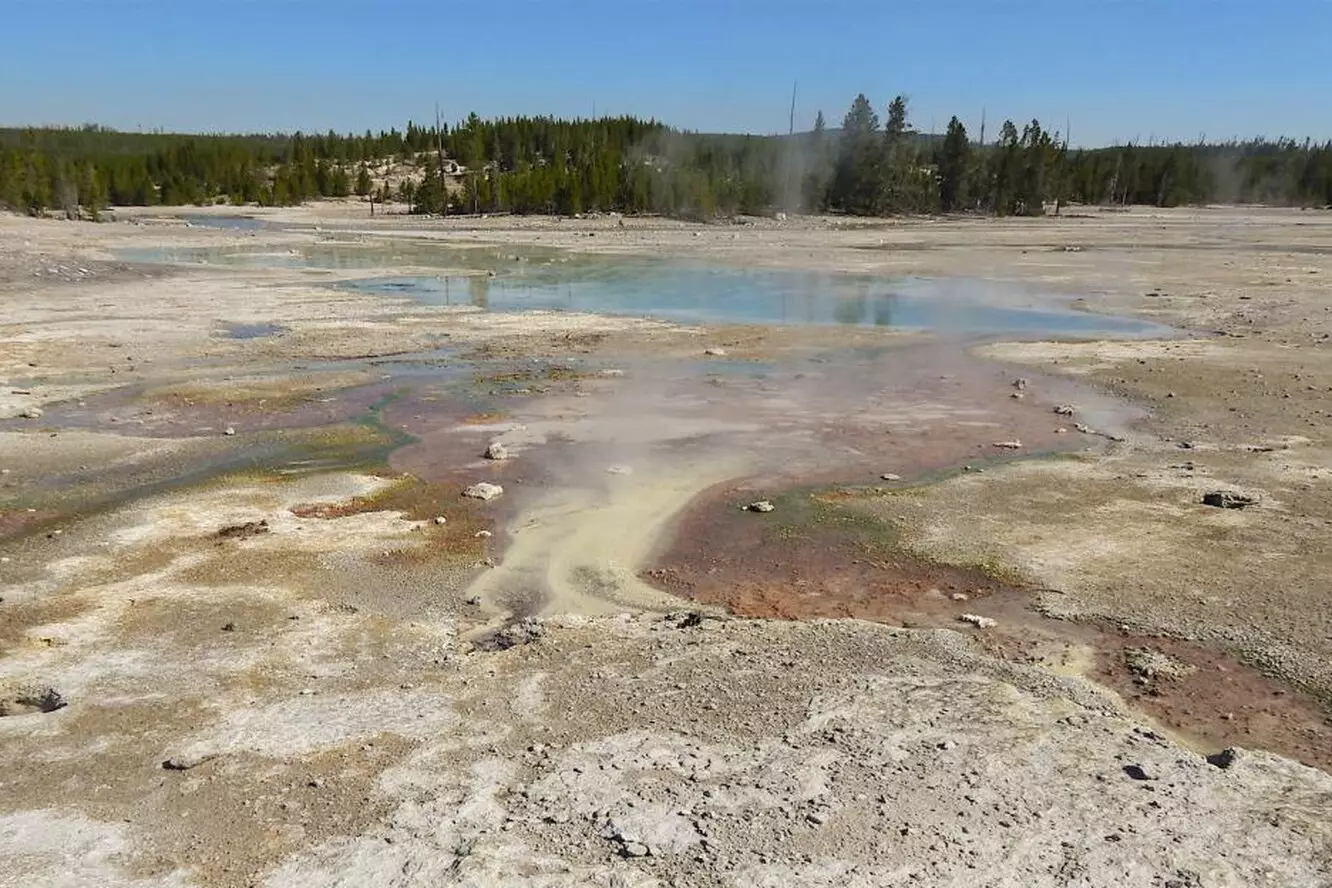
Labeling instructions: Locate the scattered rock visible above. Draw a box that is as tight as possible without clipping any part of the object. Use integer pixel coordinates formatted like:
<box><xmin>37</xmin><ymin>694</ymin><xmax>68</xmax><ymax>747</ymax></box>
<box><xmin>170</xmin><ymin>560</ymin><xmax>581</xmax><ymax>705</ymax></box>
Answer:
<box><xmin>486</xmin><ymin>617</ymin><xmax>546</xmax><ymax>650</ymax></box>
<box><xmin>1206</xmin><ymin>748</ymin><xmax>1241</xmax><ymax>770</ymax></box>
<box><xmin>1053</xmin><ymin>404</ymin><xmax>1076</xmax><ymax>416</ymax></box>
<box><xmin>950</xmin><ymin>592</ymin><xmax>969</xmax><ymax>602</ymax></box>
<box><xmin>1012</xmin><ymin>378</ymin><xmax>1028</xmax><ymax>391</ymax></box>
<box><xmin>17</xmin><ymin>407</ymin><xmax>42</xmax><ymax>419</ymax></box>
<box><xmin>806</xmin><ymin>812</ymin><xmax>828</xmax><ymax>825</ymax></box>
<box><xmin>220</xmin><ymin>622</ymin><xmax>236</xmax><ymax>632</ymax></box>
<box><xmin>215</xmin><ymin>519</ymin><xmax>270</xmax><ymax>540</ymax></box>
<box><xmin>1124</xmin><ymin>648</ymin><xmax>1197</xmax><ymax>682</ymax></box>
<box><xmin>483</xmin><ymin>442</ymin><xmax>511</xmax><ymax>461</ymax></box>
<box><xmin>1202</xmin><ymin>490</ymin><xmax>1259</xmax><ymax>509</ymax></box>
<box><xmin>992</xmin><ymin>440</ymin><xmax>1023</xmax><ymax>449</ymax></box>
<box><xmin>880</xmin><ymin>473</ymin><xmax>902</xmax><ymax>481</ymax></box>
<box><xmin>622</xmin><ymin>842</ymin><xmax>651</xmax><ymax>858</ymax></box>
<box><xmin>223</xmin><ymin>426</ymin><xmax>236</xmax><ymax>436</ymax></box>
<box><xmin>433</xmin><ymin>516</ymin><xmax>448</xmax><ymax>526</ymax></box>
<box><xmin>958</xmin><ymin>614</ymin><xmax>997</xmax><ymax>629</ymax></box>
<box><xmin>703</xmin><ymin>347</ymin><xmax>727</xmax><ymax>357</ymax></box>
<box><xmin>465</xmin><ymin>595</ymin><xmax>482</xmax><ymax>606</ymax></box>
<box><xmin>475</xmin><ymin>529</ymin><xmax>493</xmax><ymax>538</ymax></box>
<box><xmin>462</xmin><ymin>482</ymin><xmax>504</xmax><ymax>501</ymax></box>
<box><xmin>746</xmin><ymin>500</ymin><xmax>775</xmax><ymax>513</ymax></box>
<box><xmin>674</xmin><ymin>612</ymin><xmax>704</xmax><ymax>629</ymax></box>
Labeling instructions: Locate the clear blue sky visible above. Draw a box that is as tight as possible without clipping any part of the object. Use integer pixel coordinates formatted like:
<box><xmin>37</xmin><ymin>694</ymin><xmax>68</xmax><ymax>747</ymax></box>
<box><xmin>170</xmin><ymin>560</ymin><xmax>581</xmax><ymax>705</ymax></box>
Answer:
<box><xmin>2</xmin><ymin>0</ymin><xmax>1329</xmax><ymax>146</ymax></box>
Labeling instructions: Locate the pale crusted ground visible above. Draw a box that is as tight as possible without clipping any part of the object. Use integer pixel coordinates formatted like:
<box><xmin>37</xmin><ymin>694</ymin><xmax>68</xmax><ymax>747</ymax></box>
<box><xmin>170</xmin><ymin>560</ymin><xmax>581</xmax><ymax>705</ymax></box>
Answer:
<box><xmin>2</xmin><ymin>204</ymin><xmax>1332</xmax><ymax>886</ymax></box>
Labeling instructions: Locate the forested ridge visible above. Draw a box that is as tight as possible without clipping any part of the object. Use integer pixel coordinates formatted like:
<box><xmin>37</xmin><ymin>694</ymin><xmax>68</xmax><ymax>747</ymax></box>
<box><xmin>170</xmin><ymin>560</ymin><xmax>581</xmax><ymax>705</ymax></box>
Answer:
<box><xmin>3</xmin><ymin>94</ymin><xmax>1331</xmax><ymax>219</ymax></box>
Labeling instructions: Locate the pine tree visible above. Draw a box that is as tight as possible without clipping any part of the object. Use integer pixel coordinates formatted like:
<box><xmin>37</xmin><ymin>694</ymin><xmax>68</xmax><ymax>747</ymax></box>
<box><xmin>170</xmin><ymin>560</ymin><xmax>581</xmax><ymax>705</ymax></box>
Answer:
<box><xmin>355</xmin><ymin>164</ymin><xmax>372</xmax><ymax>197</ymax></box>
<box><xmin>938</xmin><ymin>117</ymin><xmax>970</xmax><ymax>212</ymax></box>
<box><xmin>831</xmin><ymin>94</ymin><xmax>881</xmax><ymax>214</ymax></box>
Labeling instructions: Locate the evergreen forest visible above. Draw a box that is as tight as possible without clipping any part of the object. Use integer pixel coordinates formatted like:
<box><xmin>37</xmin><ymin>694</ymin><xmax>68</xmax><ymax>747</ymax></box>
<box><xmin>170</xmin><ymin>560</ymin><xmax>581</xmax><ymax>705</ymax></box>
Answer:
<box><xmin>3</xmin><ymin>95</ymin><xmax>1331</xmax><ymax>220</ymax></box>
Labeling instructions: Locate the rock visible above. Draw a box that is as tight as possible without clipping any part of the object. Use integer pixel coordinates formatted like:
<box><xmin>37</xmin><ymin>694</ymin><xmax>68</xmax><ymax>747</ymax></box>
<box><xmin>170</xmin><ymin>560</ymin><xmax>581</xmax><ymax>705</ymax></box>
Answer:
<box><xmin>475</xmin><ymin>530</ymin><xmax>493</xmax><ymax>538</ymax></box>
<box><xmin>958</xmin><ymin>613</ymin><xmax>997</xmax><ymax>629</ymax></box>
<box><xmin>1124</xmin><ymin>648</ymin><xmax>1196</xmax><ymax>681</ymax></box>
<box><xmin>1053</xmin><ymin>404</ymin><xmax>1076</xmax><ymax>416</ymax></box>
<box><xmin>806</xmin><ymin>812</ymin><xmax>827</xmax><ymax>825</ymax></box>
<box><xmin>487</xmin><ymin>617</ymin><xmax>546</xmax><ymax>650</ymax></box>
<box><xmin>880</xmin><ymin>473</ymin><xmax>902</xmax><ymax>481</ymax></box>
<box><xmin>606</xmin><ymin>465</ymin><xmax>633</xmax><ymax>475</ymax></box>
<box><xmin>747</xmin><ymin>500</ymin><xmax>775</xmax><ymax>513</ymax></box>
<box><xmin>704</xmin><ymin>347</ymin><xmax>727</xmax><ymax>357</ymax></box>
<box><xmin>215</xmin><ymin>519</ymin><xmax>269</xmax><ymax>540</ymax></box>
<box><xmin>1206</xmin><ymin>747</ymin><xmax>1240</xmax><ymax>770</ymax></box>
<box><xmin>221</xmin><ymin>622</ymin><xmax>236</xmax><ymax>632</ymax></box>
<box><xmin>992</xmin><ymin>440</ymin><xmax>1023</xmax><ymax>449</ymax></box>
<box><xmin>17</xmin><ymin>407</ymin><xmax>42</xmax><ymax>419</ymax></box>
<box><xmin>1123</xmin><ymin>764</ymin><xmax>1154</xmax><ymax>781</ymax></box>
<box><xmin>622</xmin><ymin>842</ymin><xmax>651</xmax><ymax>858</ymax></box>
<box><xmin>950</xmin><ymin>592</ymin><xmax>969</xmax><ymax>602</ymax></box>
<box><xmin>483</xmin><ymin>442</ymin><xmax>511</xmax><ymax>461</ymax></box>
<box><xmin>1202</xmin><ymin>490</ymin><xmax>1258</xmax><ymax>509</ymax></box>
<box><xmin>162</xmin><ymin>753</ymin><xmax>217</xmax><ymax>771</ymax></box>
<box><xmin>465</xmin><ymin>595</ymin><xmax>482</xmax><ymax>606</ymax></box>
<box><xmin>462</xmin><ymin>482</ymin><xmax>504</xmax><ymax>501</ymax></box>
<box><xmin>0</xmin><ymin>686</ymin><xmax>67</xmax><ymax>716</ymax></box>
<box><xmin>1012</xmin><ymin>378</ymin><xmax>1028</xmax><ymax>391</ymax></box>
<box><xmin>600</xmin><ymin>368</ymin><xmax>625</xmax><ymax>377</ymax></box>
<box><xmin>223</xmin><ymin>426</ymin><xmax>236</xmax><ymax>436</ymax></box>
<box><xmin>433</xmin><ymin>516</ymin><xmax>448</xmax><ymax>526</ymax></box>
<box><xmin>1010</xmin><ymin>392</ymin><xmax>1025</xmax><ymax>400</ymax></box>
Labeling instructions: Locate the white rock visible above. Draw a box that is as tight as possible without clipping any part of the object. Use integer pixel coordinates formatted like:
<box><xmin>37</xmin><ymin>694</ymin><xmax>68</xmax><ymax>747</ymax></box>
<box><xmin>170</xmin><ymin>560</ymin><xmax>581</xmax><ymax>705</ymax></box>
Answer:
<box><xmin>223</xmin><ymin>426</ymin><xmax>236</xmax><ymax>436</ymax></box>
<box><xmin>17</xmin><ymin>407</ymin><xmax>42</xmax><ymax>419</ymax></box>
<box><xmin>433</xmin><ymin>516</ymin><xmax>447</xmax><ymax>526</ymax></box>
<box><xmin>992</xmin><ymin>440</ymin><xmax>1023</xmax><ymax>449</ymax></box>
<box><xmin>462</xmin><ymin>482</ymin><xmax>504</xmax><ymax>501</ymax></box>
<box><xmin>880</xmin><ymin>473</ymin><xmax>902</xmax><ymax>481</ymax></box>
<box><xmin>703</xmin><ymin>347</ymin><xmax>727</xmax><ymax>357</ymax></box>
<box><xmin>475</xmin><ymin>530</ymin><xmax>493</xmax><ymax>538</ymax></box>
<box><xmin>484</xmin><ymin>441</ymin><xmax>511</xmax><ymax>461</ymax></box>
<box><xmin>606</xmin><ymin>465</ymin><xmax>633</xmax><ymax>475</ymax></box>
<box><xmin>959</xmin><ymin>613</ymin><xmax>997</xmax><ymax>629</ymax></box>
<box><xmin>747</xmin><ymin>501</ymin><xmax>775</xmax><ymax>513</ymax></box>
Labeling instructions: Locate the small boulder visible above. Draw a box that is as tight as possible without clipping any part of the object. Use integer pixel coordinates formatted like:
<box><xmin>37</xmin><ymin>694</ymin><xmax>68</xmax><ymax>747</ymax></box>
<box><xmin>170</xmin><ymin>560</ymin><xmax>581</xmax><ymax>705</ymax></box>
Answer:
<box><xmin>223</xmin><ymin>426</ymin><xmax>236</xmax><ymax>436</ymax></box>
<box><xmin>17</xmin><ymin>407</ymin><xmax>42</xmax><ymax>419</ymax></box>
<box><xmin>433</xmin><ymin>516</ymin><xmax>448</xmax><ymax>526</ymax></box>
<box><xmin>1202</xmin><ymin>491</ymin><xmax>1258</xmax><ymax>509</ymax></box>
<box><xmin>1053</xmin><ymin>404</ymin><xmax>1076</xmax><ymax>416</ymax></box>
<box><xmin>958</xmin><ymin>613</ymin><xmax>996</xmax><ymax>629</ymax></box>
<box><xmin>483</xmin><ymin>442</ymin><xmax>510</xmax><ymax>461</ymax></box>
<box><xmin>747</xmin><ymin>500</ymin><xmax>775</xmax><ymax>513</ymax></box>
<box><xmin>462</xmin><ymin>482</ymin><xmax>504</xmax><ymax>501</ymax></box>
<box><xmin>703</xmin><ymin>347</ymin><xmax>727</xmax><ymax>357</ymax></box>
<box><xmin>992</xmin><ymin>440</ymin><xmax>1023</xmax><ymax>449</ymax></box>
<box><xmin>880</xmin><ymin>473</ymin><xmax>902</xmax><ymax>481</ymax></box>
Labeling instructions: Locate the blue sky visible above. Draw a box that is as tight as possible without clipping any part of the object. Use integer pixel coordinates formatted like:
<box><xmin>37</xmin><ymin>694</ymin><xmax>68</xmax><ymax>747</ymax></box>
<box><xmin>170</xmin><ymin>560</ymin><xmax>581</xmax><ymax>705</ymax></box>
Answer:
<box><xmin>2</xmin><ymin>0</ymin><xmax>1329</xmax><ymax>146</ymax></box>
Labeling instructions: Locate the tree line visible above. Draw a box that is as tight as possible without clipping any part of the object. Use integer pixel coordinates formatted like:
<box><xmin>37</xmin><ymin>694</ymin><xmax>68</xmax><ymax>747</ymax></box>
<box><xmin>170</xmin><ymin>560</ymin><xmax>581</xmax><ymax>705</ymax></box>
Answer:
<box><xmin>3</xmin><ymin>101</ymin><xmax>1331</xmax><ymax>220</ymax></box>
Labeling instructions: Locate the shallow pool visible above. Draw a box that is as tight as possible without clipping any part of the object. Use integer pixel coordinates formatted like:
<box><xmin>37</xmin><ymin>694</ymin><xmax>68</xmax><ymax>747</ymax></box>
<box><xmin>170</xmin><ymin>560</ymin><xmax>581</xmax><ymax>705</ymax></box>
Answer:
<box><xmin>124</xmin><ymin>233</ymin><xmax>1174</xmax><ymax>338</ymax></box>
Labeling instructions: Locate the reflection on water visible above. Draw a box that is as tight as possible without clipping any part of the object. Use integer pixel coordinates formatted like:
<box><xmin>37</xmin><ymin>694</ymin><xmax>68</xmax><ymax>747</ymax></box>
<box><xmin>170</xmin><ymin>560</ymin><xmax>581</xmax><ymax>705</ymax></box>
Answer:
<box><xmin>123</xmin><ymin>233</ymin><xmax>1174</xmax><ymax>338</ymax></box>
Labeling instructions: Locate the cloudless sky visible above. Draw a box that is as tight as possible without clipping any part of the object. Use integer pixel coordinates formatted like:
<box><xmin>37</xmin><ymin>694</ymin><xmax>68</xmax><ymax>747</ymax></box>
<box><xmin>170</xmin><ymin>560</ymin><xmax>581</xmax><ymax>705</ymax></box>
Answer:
<box><xmin>2</xmin><ymin>0</ymin><xmax>1329</xmax><ymax>146</ymax></box>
